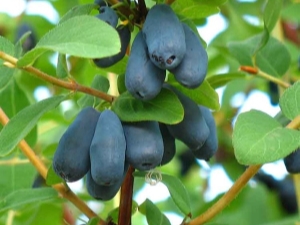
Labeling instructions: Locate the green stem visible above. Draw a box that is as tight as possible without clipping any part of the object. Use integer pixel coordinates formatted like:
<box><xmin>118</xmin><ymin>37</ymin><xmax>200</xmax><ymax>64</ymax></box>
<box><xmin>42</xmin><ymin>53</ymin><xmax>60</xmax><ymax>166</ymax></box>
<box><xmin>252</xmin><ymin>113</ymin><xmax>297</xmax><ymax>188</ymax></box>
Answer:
<box><xmin>257</xmin><ymin>69</ymin><xmax>290</xmax><ymax>89</ymax></box>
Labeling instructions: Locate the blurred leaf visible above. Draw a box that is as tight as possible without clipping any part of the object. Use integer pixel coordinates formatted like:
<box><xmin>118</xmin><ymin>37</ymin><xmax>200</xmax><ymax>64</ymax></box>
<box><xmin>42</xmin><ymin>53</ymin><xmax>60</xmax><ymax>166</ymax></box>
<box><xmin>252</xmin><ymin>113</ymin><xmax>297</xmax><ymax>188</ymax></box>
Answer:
<box><xmin>0</xmin><ymin>95</ymin><xmax>66</xmax><ymax>157</ymax></box>
<box><xmin>59</xmin><ymin>3</ymin><xmax>96</xmax><ymax>24</ymax></box>
<box><xmin>139</xmin><ymin>199</ymin><xmax>171</xmax><ymax>225</ymax></box>
<box><xmin>0</xmin><ymin>79</ymin><xmax>37</xmax><ymax>147</ymax></box>
<box><xmin>252</xmin><ymin>0</ymin><xmax>283</xmax><ymax>54</ymax></box>
<box><xmin>46</xmin><ymin>165</ymin><xmax>64</xmax><ymax>186</ymax></box>
<box><xmin>279</xmin><ymin>81</ymin><xmax>300</xmax><ymax>120</ymax></box>
<box><xmin>281</xmin><ymin>3</ymin><xmax>300</xmax><ymax>23</ymax></box>
<box><xmin>112</xmin><ymin>89</ymin><xmax>184</xmax><ymax>124</ymax></box>
<box><xmin>0</xmin><ymin>36</ymin><xmax>15</xmax><ymax>90</ymax></box>
<box><xmin>263</xmin><ymin>0</ymin><xmax>283</xmax><ymax>33</ymax></box>
<box><xmin>206</xmin><ymin>72</ymin><xmax>247</xmax><ymax>89</ymax></box>
<box><xmin>117</xmin><ymin>73</ymin><xmax>126</xmax><ymax>94</ymax></box>
<box><xmin>56</xmin><ymin>53</ymin><xmax>68</xmax><ymax>78</ymax></box>
<box><xmin>172</xmin><ymin>0</ymin><xmax>226</xmax><ymax>20</ymax></box>
<box><xmin>228</xmin><ymin>35</ymin><xmax>291</xmax><ymax>77</ymax></box>
<box><xmin>232</xmin><ymin>110</ymin><xmax>300</xmax><ymax>165</ymax></box>
<box><xmin>0</xmin><ymin>163</ymin><xmax>36</xmax><ymax>198</ymax></box>
<box><xmin>17</xmin><ymin>16</ymin><xmax>121</xmax><ymax>66</ymax></box>
<box><xmin>77</xmin><ymin>75</ymin><xmax>110</xmax><ymax>108</ymax></box>
<box><xmin>167</xmin><ymin>76</ymin><xmax>220</xmax><ymax>110</ymax></box>
<box><xmin>161</xmin><ymin>174</ymin><xmax>191</xmax><ymax>217</ymax></box>
<box><xmin>0</xmin><ymin>188</ymin><xmax>58</xmax><ymax>214</ymax></box>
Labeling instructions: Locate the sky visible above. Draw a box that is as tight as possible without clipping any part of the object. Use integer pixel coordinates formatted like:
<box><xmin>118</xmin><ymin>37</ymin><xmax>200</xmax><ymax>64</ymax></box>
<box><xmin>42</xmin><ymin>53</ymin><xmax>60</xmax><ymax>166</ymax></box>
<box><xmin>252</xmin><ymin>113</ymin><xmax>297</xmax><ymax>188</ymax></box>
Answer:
<box><xmin>0</xmin><ymin>1</ymin><xmax>288</xmax><ymax>224</ymax></box>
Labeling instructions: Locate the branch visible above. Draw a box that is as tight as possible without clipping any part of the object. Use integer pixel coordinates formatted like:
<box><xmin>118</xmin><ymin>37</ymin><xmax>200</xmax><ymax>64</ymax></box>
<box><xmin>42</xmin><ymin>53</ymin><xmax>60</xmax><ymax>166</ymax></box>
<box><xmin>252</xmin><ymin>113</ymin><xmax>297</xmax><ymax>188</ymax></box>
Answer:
<box><xmin>186</xmin><ymin>116</ymin><xmax>300</xmax><ymax>225</ymax></box>
<box><xmin>240</xmin><ymin>65</ymin><xmax>291</xmax><ymax>89</ymax></box>
<box><xmin>0</xmin><ymin>51</ymin><xmax>116</xmax><ymax>103</ymax></box>
<box><xmin>118</xmin><ymin>166</ymin><xmax>135</xmax><ymax>225</ymax></box>
<box><xmin>0</xmin><ymin>108</ymin><xmax>106</xmax><ymax>225</ymax></box>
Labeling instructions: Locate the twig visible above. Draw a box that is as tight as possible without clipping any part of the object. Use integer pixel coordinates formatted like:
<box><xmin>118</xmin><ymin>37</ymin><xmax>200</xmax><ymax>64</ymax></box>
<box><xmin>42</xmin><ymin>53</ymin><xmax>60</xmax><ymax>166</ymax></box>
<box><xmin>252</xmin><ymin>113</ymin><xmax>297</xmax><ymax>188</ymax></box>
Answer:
<box><xmin>0</xmin><ymin>51</ymin><xmax>116</xmax><ymax>103</ymax></box>
<box><xmin>239</xmin><ymin>65</ymin><xmax>291</xmax><ymax>89</ymax></box>
<box><xmin>0</xmin><ymin>108</ymin><xmax>106</xmax><ymax>225</ymax></box>
<box><xmin>118</xmin><ymin>166</ymin><xmax>135</xmax><ymax>225</ymax></box>
<box><xmin>186</xmin><ymin>116</ymin><xmax>300</xmax><ymax>225</ymax></box>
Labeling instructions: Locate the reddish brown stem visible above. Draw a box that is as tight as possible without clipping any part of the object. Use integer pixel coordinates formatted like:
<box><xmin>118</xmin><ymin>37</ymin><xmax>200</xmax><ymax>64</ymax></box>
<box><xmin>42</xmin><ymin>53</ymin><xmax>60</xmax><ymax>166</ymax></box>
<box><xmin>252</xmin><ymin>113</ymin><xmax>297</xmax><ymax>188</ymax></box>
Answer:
<box><xmin>118</xmin><ymin>166</ymin><xmax>135</xmax><ymax>225</ymax></box>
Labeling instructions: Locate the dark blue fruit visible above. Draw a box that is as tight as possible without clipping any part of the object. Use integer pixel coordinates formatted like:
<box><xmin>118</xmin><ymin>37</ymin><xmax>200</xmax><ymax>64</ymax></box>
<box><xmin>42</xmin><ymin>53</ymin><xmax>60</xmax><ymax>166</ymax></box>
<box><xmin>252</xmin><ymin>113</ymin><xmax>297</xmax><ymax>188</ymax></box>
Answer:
<box><xmin>15</xmin><ymin>23</ymin><xmax>37</xmax><ymax>52</ymax></box>
<box><xmin>125</xmin><ymin>32</ymin><xmax>166</xmax><ymax>100</ymax></box>
<box><xmin>95</xmin><ymin>6</ymin><xmax>118</xmax><ymax>28</ymax></box>
<box><xmin>159</xmin><ymin>123</ymin><xmax>176</xmax><ymax>165</ymax></box>
<box><xmin>86</xmin><ymin>163</ymin><xmax>129</xmax><ymax>201</ymax></box>
<box><xmin>93</xmin><ymin>25</ymin><xmax>131</xmax><ymax>68</ymax></box>
<box><xmin>90</xmin><ymin>110</ymin><xmax>126</xmax><ymax>186</ymax></box>
<box><xmin>284</xmin><ymin>148</ymin><xmax>300</xmax><ymax>173</ymax></box>
<box><xmin>142</xmin><ymin>4</ymin><xmax>186</xmax><ymax>70</ymax></box>
<box><xmin>122</xmin><ymin>121</ymin><xmax>164</xmax><ymax>171</ymax></box>
<box><xmin>53</xmin><ymin>107</ymin><xmax>100</xmax><ymax>182</ymax></box>
<box><xmin>191</xmin><ymin>106</ymin><xmax>218</xmax><ymax>161</ymax></box>
<box><xmin>165</xmin><ymin>84</ymin><xmax>209</xmax><ymax>150</ymax></box>
<box><xmin>170</xmin><ymin>23</ymin><xmax>208</xmax><ymax>89</ymax></box>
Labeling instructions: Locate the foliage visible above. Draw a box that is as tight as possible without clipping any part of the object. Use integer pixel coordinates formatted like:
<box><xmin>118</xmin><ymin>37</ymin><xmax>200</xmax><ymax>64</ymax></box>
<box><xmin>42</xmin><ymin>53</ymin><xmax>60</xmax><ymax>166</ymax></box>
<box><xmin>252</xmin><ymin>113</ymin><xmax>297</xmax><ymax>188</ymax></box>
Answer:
<box><xmin>0</xmin><ymin>0</ymin><xmax>300</xmax><ymax>225</ymax></box>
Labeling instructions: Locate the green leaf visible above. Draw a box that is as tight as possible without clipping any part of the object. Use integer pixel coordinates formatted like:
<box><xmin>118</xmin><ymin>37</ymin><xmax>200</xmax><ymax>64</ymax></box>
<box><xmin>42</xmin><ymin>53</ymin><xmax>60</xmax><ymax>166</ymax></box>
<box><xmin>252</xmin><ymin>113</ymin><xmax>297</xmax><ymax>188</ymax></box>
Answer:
<box><xmin>17</xmin><ymin>15</ymin><xmax>121</xmax><ymax>66</ymax></box>
<box><xmin>281</xmin><ymin>3</ymin><xmax>300</xmax><ymax>23</ymax></box>
<box><xmin>228</xmin><ymin>34</ymin><xmax>291</xmax><ymax>77</ymax></box>
<box><xmin>0</xmin><ymin>95</ymin><xmax>66</xmax><ymax>157</ymax></box>
<box><xmin>111</xmin><ymin>88</ymin><xmax>184</xmax><ymax>124</ymax></box>
<box><xmin>252</xmin><ymin>0</ymin><xmax>283</xmax><ymax>54</ymax></box>
<box><xmin>279</xmin><ymin>81</ymin><xmax>300</xmax><ymax>120</ymax></box>
<box><xmin>139</xmin><ymin>199</ymin><xmax>171</xmax><ymax>225</ymax></box>
<box><xmin>0</xmin><ymin>188</ymin><xmax>58</xmax><ymax>214</ymax></box>
<box><xmin>161</xmin><ymin>174</ymin><xmax>191</xmax><ymax>217</ymax></box>
<box><xmin>206</xmin><ymin>72</ymin><xmax>247</xmax><ymax>89</ymax></box>
<box><xmin>172</xmin><ymin>0</ymin><xmax>226</xmax><ymax>20</ymax></box>
<box><xmin>56</xmin><ymin>54</ymin><xmax>68</xmax><ymax>78</ymax></box>
<box><xmin>0</xmin><ymin>36</ymin><xmax>15</xmax><ymax>89</ymax></box>
<box><xmin>0</xmin><ymin>163</ymin><xmax>36</xmax><ymax>198</ymax></box>
<box><xmin>117</xmin><ymin>73</ymin><xmax>126</xmax><ymax>94</ymax></box>
<box><xmin>264</xmin><ymin>0</ymin><xmax>283</xmax><ymax>33</ymax></box>
<box><xmin>77</xmin><ymin>75</ymin><xmax>110</xmax><ymax>108</ymax></box>
<box><xmin>232</xmin><ymin>110</ymin><xmax>300</xmax><ymax>165</ymax></box>
<box><xmin>59</xmin><ymin>3</ymin><xmax>96</xmax><ymax>24</ymax></box>
<box><xmin>167</xmin><ymin>76</ymin><xmax>220</xmax><ymax>110</ymax></box>
<box><xmin>46</xmin><ymin>165</ymin><xmax>64</xmax><ymax>186</ymax></box>
<box><xmin>0</xmin><ymin>79</ymin><xmax>37</xmax><ymax>147</ymax></box>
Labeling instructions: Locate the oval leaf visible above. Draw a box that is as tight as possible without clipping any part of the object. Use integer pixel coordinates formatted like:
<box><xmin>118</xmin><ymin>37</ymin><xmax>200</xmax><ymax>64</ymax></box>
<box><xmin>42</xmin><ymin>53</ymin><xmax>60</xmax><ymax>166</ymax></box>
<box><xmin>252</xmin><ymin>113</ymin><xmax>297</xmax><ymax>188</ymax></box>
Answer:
<box><xmin>161</xmin><ymin>174</ymin><xmax>192</xmax><ymax>217</ymax></box>
<box><xmin>17</xmin><ymin>15</ymin><xmax>120</xmax><ymax>66</ymax></box>
<box><xmin>232</xmin><ymin>110</ymin><xmax>300</xmax><ymax>165</ymax></box>
<box><xmin>139</xmin><ymin>199</ymin><xmax>171</xmax><ymax>225</ymax></box>
<box><xmin>279</xmin><ymin>81</ymin><xmax>300</xmax><ymax>120</ymax></box>
<box><xmin>0</xmin><ymin>95</ymin><xmax>66</xmax><ymax>157</ymax></box>
<box><xmin>112</xmin><ymin>88</ymin><xmax>184</xmax><ymax>125</ymax></box>
<box><xmin>228</xmin><ymin>35</ymin><xmax>291</xmax><ymax>77</ymax></box>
